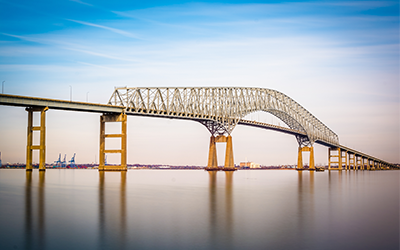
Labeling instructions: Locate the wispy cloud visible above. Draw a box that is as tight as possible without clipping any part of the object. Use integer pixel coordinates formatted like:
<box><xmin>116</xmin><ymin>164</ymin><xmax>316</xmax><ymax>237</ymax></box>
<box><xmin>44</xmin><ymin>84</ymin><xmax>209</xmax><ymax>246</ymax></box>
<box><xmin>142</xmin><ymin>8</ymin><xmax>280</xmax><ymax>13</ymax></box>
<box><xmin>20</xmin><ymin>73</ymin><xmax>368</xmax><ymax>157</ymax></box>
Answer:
<box><xmin>65</xmin><ymin>47</ymin><xmax>138</xmax><ymax>62</ymax></box>
<box><xmin>1</xmin><ymin>33</ymin><xmax>41</xmax><ymax>44</ymax></box>
<box><xmin>66</xmin><ymin>19</ymin><xmax>142</xmax><ymax>39</ymax></box>
<box><xmin>1</xmin><ymin>32</ymin><xmax>139</xmax><ymax>63</ymax></box>
<box><xmin>76</xmin><ymin>61</ymin><xmax>115</xmax><ymax>70</ymax></box>
<box><xmin>325</xmin><ymin>1</ymin><xmax>397</xmax><ymax>8</ymax></box>
<box><xmin>69</xmin><ymin>0</ymin><xmax>93</xmax><ymax>7</ymax></box>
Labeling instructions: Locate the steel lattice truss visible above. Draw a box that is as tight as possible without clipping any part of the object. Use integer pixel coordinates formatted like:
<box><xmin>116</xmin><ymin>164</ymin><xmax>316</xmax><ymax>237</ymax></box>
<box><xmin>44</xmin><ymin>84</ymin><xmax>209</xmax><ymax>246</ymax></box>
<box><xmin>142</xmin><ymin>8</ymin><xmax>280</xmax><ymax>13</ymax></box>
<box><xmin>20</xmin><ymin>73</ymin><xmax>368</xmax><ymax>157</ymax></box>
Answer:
<box><xmin>108</xmin><ymin>87</ymin><xmax>339</xmax><ymax>146</ymax></box>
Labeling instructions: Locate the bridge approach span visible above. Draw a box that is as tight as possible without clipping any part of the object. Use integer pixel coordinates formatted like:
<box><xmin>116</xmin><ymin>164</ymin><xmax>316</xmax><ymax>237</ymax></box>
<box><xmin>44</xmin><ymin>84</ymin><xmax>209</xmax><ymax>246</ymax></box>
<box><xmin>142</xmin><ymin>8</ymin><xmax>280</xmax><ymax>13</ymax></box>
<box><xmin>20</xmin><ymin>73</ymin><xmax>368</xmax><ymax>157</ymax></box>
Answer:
<box><xmin>238</xmin><ymin>120</ymin><xmax>396</xmax><ymax>169</ymax></box>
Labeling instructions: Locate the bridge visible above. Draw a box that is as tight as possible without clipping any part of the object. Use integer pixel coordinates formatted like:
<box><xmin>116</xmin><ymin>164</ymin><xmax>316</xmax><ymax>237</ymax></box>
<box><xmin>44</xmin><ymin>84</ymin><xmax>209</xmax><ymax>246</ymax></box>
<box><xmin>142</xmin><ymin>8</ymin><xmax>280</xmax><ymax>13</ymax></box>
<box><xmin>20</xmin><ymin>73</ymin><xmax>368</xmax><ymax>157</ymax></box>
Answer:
<box><xmin>0</xmin><ymin>87</ymin><xmax>397</xmax><ymax>171</ymax></box>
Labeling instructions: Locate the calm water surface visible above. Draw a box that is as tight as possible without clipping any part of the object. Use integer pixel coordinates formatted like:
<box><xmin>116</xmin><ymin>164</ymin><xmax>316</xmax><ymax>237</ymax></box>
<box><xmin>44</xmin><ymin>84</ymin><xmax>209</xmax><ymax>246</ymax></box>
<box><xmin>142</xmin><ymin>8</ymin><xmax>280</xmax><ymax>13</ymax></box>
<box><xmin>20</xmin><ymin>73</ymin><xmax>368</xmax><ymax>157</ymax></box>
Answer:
<box><xmin>0</xmin><ymin>169</ymin><xmax>398</xmax><ymax>250</ymax></box>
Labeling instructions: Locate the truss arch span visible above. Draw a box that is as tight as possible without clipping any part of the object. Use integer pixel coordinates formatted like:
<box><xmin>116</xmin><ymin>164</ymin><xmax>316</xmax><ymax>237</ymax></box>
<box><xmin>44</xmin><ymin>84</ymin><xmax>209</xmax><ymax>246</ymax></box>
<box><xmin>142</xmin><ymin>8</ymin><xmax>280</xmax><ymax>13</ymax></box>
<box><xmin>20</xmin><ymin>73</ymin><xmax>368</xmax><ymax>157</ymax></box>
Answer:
<box><xmin>108</xmin><ymin>87</ymin><xmax>339</xmax><ymax>146</ymax></box>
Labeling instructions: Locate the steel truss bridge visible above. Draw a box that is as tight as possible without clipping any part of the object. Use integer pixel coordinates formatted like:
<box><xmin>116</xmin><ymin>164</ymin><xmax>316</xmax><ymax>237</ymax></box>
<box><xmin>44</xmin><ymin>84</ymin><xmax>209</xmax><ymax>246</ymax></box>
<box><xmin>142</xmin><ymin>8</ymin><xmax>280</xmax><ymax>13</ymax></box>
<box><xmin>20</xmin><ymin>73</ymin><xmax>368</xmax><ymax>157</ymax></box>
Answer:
<box><xmin>0</xmin><ymin>87</ymin><xmax>397</xmax><ymax>171</ymax></box>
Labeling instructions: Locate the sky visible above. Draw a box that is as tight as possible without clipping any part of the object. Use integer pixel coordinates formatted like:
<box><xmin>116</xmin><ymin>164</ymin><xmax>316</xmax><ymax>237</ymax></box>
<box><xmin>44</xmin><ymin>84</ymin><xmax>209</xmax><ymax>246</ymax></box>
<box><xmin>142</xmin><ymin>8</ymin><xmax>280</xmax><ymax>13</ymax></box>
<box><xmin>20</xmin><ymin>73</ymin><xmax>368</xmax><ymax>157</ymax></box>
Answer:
<box><xmin>0</xmin><ymin>0</ymin><xmax>398</xmax><ymax>166</ymax></box>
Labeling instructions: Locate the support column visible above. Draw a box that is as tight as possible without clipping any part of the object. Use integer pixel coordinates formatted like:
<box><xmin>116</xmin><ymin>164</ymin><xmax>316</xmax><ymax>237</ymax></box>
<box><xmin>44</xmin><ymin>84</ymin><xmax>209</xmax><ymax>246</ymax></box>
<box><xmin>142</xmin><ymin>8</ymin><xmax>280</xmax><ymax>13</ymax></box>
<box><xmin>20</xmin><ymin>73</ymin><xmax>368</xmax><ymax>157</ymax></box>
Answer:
<box><xmin>26</xmin><ymin>110</ymin><xmax>33</xmax><ymax>171</ymax></box>
<box><xmin>206</xmin><ymin>136</ymin><xmax>218</xmax><ymax>170</ymax></box>
<box><xmin>121</xmin><ymin>115</ymin><xmax>127</xmax><ymax>169</ymax></box>
<box><xmin>309</xmin><ymin>146</ymin><xmax>315</xmax><ymax>170</ymax></box>
<box><xmin>39</xmin><ymin>108</ymin><xmax>46</xmax><ymax>171</ymax></box>
<box><xmin>224</xmin><ymin>135</ymin><xmax>235</xmax><ymax>170</ymax></box>
<box><xmin>361</xmin><ymin>156</ymin><xmax>364</xmax><ymax>170</ymax></box>
<box><xmin>99</xmin><ymin>116</ymin><xmax>105</xmax><ymax>170</ymax></box>
<box><xmin>297</xmin><ymin>147</ymin><xmax>303</xmax><ymax>170</ymax></box>
<box><xmin>26</xmin><ymin>107</ymin><xmax>48</xmax><ymax>171</ymax></box>
<box><xmin>99</xmin><ymin>113</ymin><xmax>127</xmax><ymax>171</ymax></box>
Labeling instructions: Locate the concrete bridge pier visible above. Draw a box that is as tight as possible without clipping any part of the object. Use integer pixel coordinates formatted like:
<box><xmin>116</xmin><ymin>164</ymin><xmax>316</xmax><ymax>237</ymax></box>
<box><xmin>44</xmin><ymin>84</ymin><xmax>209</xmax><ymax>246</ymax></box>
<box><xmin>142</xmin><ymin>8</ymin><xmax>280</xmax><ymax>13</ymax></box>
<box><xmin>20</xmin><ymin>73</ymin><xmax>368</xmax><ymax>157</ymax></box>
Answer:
<box><xmin>206</xmin><ymin>136</ymin><xmax>218</xmax><ymax>170</ymax></box>
<box><xmin>99</xmin><ymin>113</ymin><xmax>127</xmax><ymax>171</ymax></box>
<box><xmin>365</xmin><ymin>158</ymin><xmax>370</xmax><ymax>170</ymax></box>
<box><xmin>342</xmin><ymin>150</ymin><xmax>348</xmax><ymax>170</ymax></box>
<box><xmin>349</xmin><ymin>153</ymin><xmax>355</xmax><ymax>170</ymax></box>
<box><xmin>328</xmin><ymin>148</ymin><xmax>349</xmax><ymax>170</ymax></box>
<box><xmin>26</xmin><ymin>107</ymin><xmax>48</xmax><ymax>171</ymax></box>
<box><xmin>368</xmin><ymin>159</ymin><xmax>373</xmax><ymax>170</ymax></box>
<box><xmin>328</xmin><ymin>147</ymin><xmax>341</xmax><ymax>170</ymax></box>
<box><xmin>297</xmin><ymin>146</ymin><xmax>314</xmax><ymax>170</ymax></box>
<box><xmin>205</xmin><ymin>135</ymin><xmax>236</xmax><ymax>171</ymax></box>
<box><xmin>360</xmin><ymin>156</ymin><xmax>364</xmax><ymax>170</ymax></box>
<box><xmin>355</xmin><ymin>155</ymin><xmax>362</xmax><ymax>170</ymax></box>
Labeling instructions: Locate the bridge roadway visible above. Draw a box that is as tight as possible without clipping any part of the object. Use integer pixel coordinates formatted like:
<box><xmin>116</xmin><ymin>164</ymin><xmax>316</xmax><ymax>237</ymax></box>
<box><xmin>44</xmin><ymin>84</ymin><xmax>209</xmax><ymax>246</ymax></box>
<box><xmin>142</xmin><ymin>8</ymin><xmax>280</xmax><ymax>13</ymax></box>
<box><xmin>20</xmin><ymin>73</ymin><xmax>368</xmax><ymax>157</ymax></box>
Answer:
<box><xmin>0</xmin><ymin>93</ymin><xmax>397</xmax><ymax>170</ymax></box>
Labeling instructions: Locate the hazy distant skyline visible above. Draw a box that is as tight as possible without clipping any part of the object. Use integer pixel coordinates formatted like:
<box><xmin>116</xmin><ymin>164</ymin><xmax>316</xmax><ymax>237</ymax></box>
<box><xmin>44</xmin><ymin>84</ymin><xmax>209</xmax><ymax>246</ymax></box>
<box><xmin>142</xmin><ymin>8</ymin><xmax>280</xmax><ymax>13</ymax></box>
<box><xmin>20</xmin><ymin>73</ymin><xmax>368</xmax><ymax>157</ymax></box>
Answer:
<box><xmin>0</xmin><ymin>0</ymin><xmax>398</xmax><ymax>166</ymax></box>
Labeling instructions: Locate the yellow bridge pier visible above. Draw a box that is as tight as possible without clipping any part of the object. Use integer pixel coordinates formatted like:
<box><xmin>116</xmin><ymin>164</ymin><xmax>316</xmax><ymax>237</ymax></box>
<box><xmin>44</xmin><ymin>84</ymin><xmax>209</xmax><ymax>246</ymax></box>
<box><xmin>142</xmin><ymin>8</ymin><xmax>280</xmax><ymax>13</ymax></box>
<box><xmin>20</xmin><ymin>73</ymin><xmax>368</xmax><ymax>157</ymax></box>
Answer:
<box><xmin>355</xmin><ymin>155</ymin><xmax>363</xmax><ymax>170</ymax></box>
<box><xmin>205</xmin><ymin>135</ymin><xmax>236</xmax><ymax>171</ymax></box>
<box><xmin>328</xmin><ymin>147</ymin><xmax>341</xmax><ymax>170</ymax></box>
<box><xmin>297</xmin><ymin>146</ymin><xmax>315</xmax><ymax>170</ymax></box>
<box><xmin>349</xmin><ymin>153</ymin><xmax>356</xmax><ymax>170</ymax></box>
<box><xmin>365</xmin><ymin>158</ymin><xmax>370</xmax><ymax>170</ymax></box>
<box><xmin>342</xmin><ymin>150</ymin><xmax>348</xmax><ymax>170</ymax></box>
<box><xmin>99</xmin><ymin>113</ymin><xmax>127</xmax><ymax>171</ymax></box>
<box><xmin>328</xmin><ymin>147</ymin><xmax>352</xmax><ymax>171</ymax></box>
<box><xmin>26</xmin><ymin>107</ymin><xmax>48</xmax><ymax>171</ymax></box>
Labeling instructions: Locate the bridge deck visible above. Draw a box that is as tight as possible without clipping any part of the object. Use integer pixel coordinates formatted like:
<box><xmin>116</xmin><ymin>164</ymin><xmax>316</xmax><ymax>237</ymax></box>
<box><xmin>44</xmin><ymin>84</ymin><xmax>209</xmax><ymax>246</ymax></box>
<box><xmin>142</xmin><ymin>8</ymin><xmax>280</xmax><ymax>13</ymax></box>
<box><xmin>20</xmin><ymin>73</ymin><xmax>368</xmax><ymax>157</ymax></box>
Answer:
<box><xmin>0</xmin><ymin>94</ymin><xmax>124</xmax><ymax>113</ymax></box>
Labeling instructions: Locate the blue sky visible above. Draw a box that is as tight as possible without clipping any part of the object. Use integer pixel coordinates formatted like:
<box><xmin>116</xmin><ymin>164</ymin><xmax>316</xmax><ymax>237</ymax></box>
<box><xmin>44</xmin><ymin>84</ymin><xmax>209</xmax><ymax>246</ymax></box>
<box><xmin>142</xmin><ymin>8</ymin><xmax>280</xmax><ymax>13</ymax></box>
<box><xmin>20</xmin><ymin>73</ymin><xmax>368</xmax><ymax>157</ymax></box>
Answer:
<box><xmin>0</xmin><ymin>0</ymin><xmax>398</xmax><ymax>165</ymax></box>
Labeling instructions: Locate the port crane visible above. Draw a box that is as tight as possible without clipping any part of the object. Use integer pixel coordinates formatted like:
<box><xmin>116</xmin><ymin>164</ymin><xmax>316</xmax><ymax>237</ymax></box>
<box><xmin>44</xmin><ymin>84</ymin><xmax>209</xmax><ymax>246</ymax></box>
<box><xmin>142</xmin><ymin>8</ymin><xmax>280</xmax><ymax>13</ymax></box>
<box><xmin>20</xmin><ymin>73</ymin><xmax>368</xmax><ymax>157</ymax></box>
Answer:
<box><xmin>53</xmin><ymin>153</ymin><xmax>67</xmax><ymax>168</ymax></box>
<box><xmin>69</xmin><ymin>153</ymin><xmax>76</xmax><ymax>168</ymax></box>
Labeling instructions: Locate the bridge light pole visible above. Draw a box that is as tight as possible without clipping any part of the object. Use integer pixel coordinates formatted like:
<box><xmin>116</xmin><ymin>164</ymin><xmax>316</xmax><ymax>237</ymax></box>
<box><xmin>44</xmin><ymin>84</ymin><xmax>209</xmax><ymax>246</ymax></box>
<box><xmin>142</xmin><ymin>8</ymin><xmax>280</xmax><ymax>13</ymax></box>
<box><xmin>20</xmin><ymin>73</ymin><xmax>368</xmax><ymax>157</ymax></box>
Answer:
<box><xmin>86</xmin><ymin>92</ymin><xmax>89</xmax><ymax>102</ymax></box>
<box><xmin>69</xmin><ymin>85</ymin><xmax>72</xmax><ymax>101</ymax></box>
<box><xmin>2</xmin><ymin>81</ymin><xmax>4</xmax><ymax>94</ymax></box>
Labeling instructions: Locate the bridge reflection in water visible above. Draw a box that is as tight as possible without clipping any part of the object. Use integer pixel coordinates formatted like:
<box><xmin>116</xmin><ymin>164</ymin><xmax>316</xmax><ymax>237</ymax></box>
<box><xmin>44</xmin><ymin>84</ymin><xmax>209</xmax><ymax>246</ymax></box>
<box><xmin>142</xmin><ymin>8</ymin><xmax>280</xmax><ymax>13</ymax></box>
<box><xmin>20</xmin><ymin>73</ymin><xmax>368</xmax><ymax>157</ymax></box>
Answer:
<box><xmin>98</xmin><ymin>171</ymin><xmax>127</xmax><ymax>249</ymax></box>
<box><xmin>16</xmin><ymin>169</ymin><xmax>399</xmax><ymax>250</ymax></box>
<box><xmin>208</xmin><ymin>171</ymin><xmax>234</xmax><ymax>249</ymax></box>
<box><xmin>25</xmin><ymin>171</ymin><xmax>46</xmax><ymax>250</ymax></box>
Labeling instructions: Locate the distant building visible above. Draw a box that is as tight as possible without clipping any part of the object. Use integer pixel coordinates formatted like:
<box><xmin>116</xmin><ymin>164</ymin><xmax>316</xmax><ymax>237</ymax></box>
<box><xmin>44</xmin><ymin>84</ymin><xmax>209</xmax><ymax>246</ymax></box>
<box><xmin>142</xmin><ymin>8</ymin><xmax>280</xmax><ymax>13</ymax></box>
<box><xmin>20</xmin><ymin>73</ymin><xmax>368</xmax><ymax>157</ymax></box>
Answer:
<box><xmin>0</xmin><ymin>152</ymin><xmax>2</xmax><ymax>168</ymax></box>
<box><xmin>240</xmin><ymin>162</ymin><xmax>260</xmax><ymax>169</ymax></box>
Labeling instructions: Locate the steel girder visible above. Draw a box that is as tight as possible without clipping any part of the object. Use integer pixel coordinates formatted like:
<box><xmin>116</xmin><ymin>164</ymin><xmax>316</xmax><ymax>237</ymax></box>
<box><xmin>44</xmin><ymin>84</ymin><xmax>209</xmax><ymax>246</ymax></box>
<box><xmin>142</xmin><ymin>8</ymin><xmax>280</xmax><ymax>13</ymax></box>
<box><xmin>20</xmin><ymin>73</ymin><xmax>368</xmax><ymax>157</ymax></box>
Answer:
<box><xmin>108</xmin><ymin>87</ymin><xmax>339</xmax><ymax>146</ymax></box>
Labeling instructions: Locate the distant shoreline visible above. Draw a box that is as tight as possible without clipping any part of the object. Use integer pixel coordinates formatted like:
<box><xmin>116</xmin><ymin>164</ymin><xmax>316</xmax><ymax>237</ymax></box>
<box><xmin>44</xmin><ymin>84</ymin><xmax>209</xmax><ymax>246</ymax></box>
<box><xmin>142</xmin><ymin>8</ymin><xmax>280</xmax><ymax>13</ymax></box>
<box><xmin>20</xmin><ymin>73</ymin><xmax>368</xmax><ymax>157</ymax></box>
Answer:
<box><xmin>0</xmin><ymin>165</ymin><xmax>299</xmax><ymax>170</ymax></box>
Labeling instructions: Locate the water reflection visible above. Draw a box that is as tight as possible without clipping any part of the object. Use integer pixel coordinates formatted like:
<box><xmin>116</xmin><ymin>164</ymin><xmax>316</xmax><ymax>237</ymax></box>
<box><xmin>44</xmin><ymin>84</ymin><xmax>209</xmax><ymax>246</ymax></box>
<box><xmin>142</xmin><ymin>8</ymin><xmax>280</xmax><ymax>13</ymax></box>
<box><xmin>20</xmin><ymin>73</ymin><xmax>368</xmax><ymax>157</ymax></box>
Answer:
<box><xmin>98</xmin><ymin>171</ymin><xmax>127</xmax><ymax>249</ymax></box>
<box><xmin>224</xmin><ymin>171</ymin><xmax>233</xmax><ymax>243</ymax></box>
<box><xmin>120</xmin><ymin>172</ymin><xmax>126</xmax><ymax>249</ymax></box>
<box><xmin>24</xmin><ymin>171</ymin><xmax>46</xmax><ymax>250</ymax></box>
<box><xmin>297</xmin><ymin>171</ymin><xmax>315</xmax><ymax>249</ymax></box>
<box><xmin>8</xmin><ymin>169</ymin><xmax>396</xmax><ymax>250</ymax></box>
<box><xmin>24</xmin><ymin>171</ymin><xmax>32</xmax><ymax>250</ymax></box>
<box><xmin>38</xmin><ymin>171</ymin><xmax>45</xmax><ymax>249</ymax></box>
<box><xmin>98</xmin><ymin>171</ymin><xmax>105</xmax><ymax>248</ymax></box>
<box><xmin>208</xmin><ymin>171</ymin><xmax>234</xmax><ymax>249</ymax></box>
<box><xmin>208</xmin><ymin>171</ymin><xmax>217</xmax><ymax>244</ymax></box>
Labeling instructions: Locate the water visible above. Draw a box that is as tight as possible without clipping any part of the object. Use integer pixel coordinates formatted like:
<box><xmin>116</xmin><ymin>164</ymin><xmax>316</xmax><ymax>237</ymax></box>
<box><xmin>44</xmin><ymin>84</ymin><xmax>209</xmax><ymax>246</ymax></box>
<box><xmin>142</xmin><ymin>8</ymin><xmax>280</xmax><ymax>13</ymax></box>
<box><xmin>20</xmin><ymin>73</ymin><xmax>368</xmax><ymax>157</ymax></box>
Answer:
<box><xmin>0</xmin><ymin>169</ymin><xmax>398</xmax><ymax>250</ymax></box>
